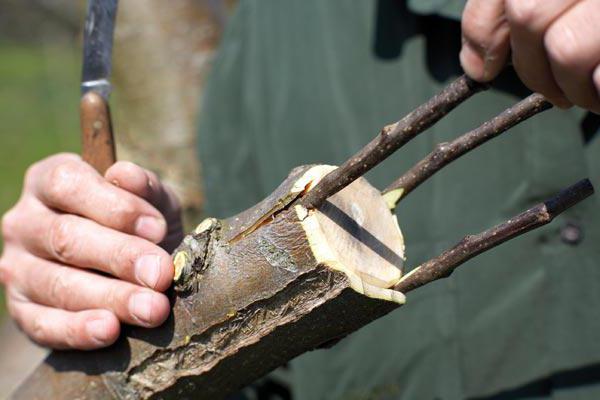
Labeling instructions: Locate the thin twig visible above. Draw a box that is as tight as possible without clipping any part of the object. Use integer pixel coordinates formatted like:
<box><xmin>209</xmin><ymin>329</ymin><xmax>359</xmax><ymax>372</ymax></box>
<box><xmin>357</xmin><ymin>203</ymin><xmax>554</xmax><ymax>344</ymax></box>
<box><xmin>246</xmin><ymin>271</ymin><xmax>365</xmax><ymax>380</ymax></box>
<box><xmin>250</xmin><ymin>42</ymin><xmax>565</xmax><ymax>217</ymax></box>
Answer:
<box><xmin>301</xmin><ymin>75</ymin><xmax>488</xmax><ymax>209</ymax></box>
<box><xmin>382</xmin><ymin>94</ymin><xmax>552</xmax><ymax>208</ymax></box>
<box><xmin>395</xmin><ymin>179</ymin><xmax>594</xmax><ymax>293</ymax></box>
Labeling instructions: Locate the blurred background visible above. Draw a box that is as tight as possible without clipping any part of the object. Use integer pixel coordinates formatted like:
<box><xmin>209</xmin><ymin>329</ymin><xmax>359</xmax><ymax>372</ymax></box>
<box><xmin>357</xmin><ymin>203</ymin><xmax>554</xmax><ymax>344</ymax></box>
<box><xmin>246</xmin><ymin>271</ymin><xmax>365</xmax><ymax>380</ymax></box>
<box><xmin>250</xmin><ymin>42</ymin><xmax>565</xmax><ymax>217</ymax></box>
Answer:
<box><xmin>0</xmin><ymin>0</ymin><xmax>236</xmax><ymax>395</ymax></box>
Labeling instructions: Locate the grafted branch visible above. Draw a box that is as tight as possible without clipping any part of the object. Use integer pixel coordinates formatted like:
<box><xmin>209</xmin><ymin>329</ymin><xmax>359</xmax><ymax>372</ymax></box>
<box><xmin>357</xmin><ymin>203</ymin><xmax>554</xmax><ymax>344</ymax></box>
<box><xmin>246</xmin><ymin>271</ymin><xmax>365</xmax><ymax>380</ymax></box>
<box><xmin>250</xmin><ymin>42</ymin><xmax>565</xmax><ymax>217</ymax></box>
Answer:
<box><xmin>395</xmin><ymin>179</ymin><xmax>594</xmax><ymax>293</ymax></box>
<box><xmin>382</xmin><ymin>94</ymin><xmax>552</xmax><ymax>207</ymax></box>
<box><xmin>302</xmin><ymin>75</ymin><xmax>488</xmax><ymax>210</ymax></box>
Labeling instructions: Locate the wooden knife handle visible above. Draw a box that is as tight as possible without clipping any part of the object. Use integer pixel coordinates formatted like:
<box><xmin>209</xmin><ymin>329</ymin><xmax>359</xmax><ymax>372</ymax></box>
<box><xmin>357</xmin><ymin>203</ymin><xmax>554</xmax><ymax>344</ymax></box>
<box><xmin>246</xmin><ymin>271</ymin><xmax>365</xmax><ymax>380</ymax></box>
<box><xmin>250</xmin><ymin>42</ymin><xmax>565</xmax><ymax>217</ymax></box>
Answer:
<box><xmin>80</xmin><ymin>91</ymin><xmax>116</xmax><ymax>174</ymax></box>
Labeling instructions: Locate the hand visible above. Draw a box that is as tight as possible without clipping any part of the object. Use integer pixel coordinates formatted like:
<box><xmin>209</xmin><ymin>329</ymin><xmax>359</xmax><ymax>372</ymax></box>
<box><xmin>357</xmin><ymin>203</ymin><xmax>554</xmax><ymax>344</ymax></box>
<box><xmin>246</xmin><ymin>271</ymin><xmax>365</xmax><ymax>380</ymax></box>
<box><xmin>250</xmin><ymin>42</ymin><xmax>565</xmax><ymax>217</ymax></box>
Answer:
<box><xmin>460</xmin><ymin>0</ymin><xmax>600</xmax><ymax>114</ymax></box>
<box><xmin>0</xmin><ymin>154</ymin><xmax>183</xmax><ymax>350</ymax></box>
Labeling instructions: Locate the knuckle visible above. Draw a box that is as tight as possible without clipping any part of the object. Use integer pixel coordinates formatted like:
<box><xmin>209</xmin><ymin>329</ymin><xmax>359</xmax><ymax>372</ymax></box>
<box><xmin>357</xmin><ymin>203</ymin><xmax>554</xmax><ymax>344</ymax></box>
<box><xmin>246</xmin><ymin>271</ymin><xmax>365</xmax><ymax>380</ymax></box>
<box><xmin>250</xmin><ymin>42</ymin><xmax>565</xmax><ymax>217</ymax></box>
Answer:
<box><xmin>109</xmin><ymin>240</ymin><xmax>137</xmax><ymax>278</ymax></box>
<box><xmin>5</xmin><ymin>293</ymin><xmax>20</xmax><ymax>322</ymax></box>
<box><xmin>49</xmin><ymin>215</ymin><xmax>79</xmax><ymax>263</ymax></box>
<box><xmin>23</xmin><ymin>163</ymin><xmax>39</xmax><ymax>188</ymax></box>
<box><xmin>49</xmin><ymin>266</ymin><xmax>72</xmax><ymax>308</ymax></box>
<box><xmin>114</xmin><ymin>198</ymin><xmax>141</xmax><ymax>227</ymax></box>
<box><xmin>30</xmin><ymin>314</ymin><xmax>49</xmax><ymax>344</ymax></box>
<box><xmin>0</xmin><ymin>255</ymin><xmax>14</xmax><ymax>286</ymax></box>
<box><xmin>25</xmin><ymin>154</ymin><xmax>80</xmax><ymax>189</ymax></box>
<box><xmin>506</xmin><ymin>0</ymin><xmax>542</xmax><ymax>28</ymax></box>
<box><xmin>5</xmin><ymin>289</ymin><xmax>31</xmax><ymax>327</ymax></box>
<box><xmin>63</xmin><ymin>320</ymin><xmax>80</xmax><ymax>348</ymax></box>
<box><xmin>1</xmin><ymin>207</ymin><xmax>19</xmax><ymax>243</ymax></box>
<box><xmin>44</xmin><ymin>161</ymin><xmax>82</xmax><ymax>204</ymax></box>
<box><xmin>105</xmin><ymin>283</ymin><xmax>120</xmax><ymax>311</ymax></box>
<box><xmin>545</xmin><ymin>23</ymin><xmax>581</xmax><ymax>69</ymax></box>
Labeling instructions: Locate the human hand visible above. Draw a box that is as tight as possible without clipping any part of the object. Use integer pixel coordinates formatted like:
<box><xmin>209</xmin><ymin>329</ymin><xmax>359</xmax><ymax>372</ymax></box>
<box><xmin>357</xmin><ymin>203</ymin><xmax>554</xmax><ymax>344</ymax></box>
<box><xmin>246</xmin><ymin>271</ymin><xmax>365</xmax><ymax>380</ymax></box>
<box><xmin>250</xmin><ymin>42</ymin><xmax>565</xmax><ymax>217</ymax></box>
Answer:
<box><xmin>0</xmin><ymin>154</ymin><xmax>183</xmax><ymax>350</ymax></box>
<box><xmin>460</xmin><ymin>0</ymin><xmax>600</xmax><ymax>114</ymax></box>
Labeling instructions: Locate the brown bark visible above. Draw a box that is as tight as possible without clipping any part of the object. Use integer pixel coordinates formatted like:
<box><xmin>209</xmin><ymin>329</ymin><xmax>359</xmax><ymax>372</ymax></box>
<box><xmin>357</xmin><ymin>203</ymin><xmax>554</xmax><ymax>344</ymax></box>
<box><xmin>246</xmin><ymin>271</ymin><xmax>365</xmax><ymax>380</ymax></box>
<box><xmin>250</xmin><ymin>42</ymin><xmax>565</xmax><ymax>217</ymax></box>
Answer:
<box><xmin>11</xmin><ymin>167</ymin><xmax>593</xmax><ymax>400</ymax></box>
<box><xmin>382</xmin><ymin>93</ymin><xmax>553</xmax><ymax>207</ymax></box>
<box><xmin>302</xmin><ymin>75</ymin><xmax>488</xmax><ymax>210</ymax></box>
<box><xmin>12</xmin><ymin>165</ymin><xmax>406</xmax><ymax>400</ymax></box>
<box><xmin>395</xmin><ymin>179</ymin><xmax>594</xmax><ymax>293</ymax></box>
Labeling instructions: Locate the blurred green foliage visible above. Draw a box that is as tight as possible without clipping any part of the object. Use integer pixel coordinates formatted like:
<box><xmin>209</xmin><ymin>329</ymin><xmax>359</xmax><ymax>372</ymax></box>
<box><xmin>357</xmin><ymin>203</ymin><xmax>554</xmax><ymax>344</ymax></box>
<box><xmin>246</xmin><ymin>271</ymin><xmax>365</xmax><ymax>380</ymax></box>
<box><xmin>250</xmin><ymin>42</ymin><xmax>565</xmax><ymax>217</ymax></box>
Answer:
<box><xmin>0</xmin><ymin>41</ymin><xmax>81</xmax><ymax>311</ymax></box>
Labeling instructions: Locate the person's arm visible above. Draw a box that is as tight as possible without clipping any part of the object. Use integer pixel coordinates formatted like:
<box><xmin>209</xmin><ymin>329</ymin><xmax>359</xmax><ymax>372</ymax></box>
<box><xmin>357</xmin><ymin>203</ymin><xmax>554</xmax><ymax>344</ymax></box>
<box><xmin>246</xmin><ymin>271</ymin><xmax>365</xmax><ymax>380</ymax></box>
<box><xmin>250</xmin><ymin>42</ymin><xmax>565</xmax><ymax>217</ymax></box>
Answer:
<box><xmin>460</xmin><ymin>0</ymin><xmax>600</xmax><ymax>114</ymax></box>
<box><xmin>0</xmin><ymin>154</ymin><xmax>183</xmax><ymax>350</ymax></box>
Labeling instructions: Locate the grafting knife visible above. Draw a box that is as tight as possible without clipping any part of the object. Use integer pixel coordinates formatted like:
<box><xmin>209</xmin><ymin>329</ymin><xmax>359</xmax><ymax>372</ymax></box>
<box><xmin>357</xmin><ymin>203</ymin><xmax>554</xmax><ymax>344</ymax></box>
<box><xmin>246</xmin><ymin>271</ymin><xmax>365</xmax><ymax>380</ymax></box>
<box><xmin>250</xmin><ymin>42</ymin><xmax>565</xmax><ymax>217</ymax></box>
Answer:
<box><xmin>80</xmin><ymin>0</ymin><xmax>118</xmax><ymax>174</ymax></box>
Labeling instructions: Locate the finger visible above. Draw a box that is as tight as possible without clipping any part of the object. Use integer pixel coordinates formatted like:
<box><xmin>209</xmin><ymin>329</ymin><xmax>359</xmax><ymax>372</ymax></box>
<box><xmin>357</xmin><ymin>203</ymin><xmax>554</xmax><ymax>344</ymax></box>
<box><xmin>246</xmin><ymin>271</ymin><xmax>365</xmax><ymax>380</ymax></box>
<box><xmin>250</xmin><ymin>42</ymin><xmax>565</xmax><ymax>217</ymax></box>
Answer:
<box><xmin>16</xmin><ymin>206</ymin><xmax>173</xmax><ymax>291</ymax></box>
<box><xmin>7</xmin><ymin>292</ymin><xmax>119</xmax><ymax>350</ymax></box>
<box><xmin>105</xmin><ymin>162</ymin><xmax>183</xmax><ymax>250</ymax></box>
<box><xmin>545</xmin><ymin>0</ymin><xmax>600</xmax><ymax>113</ymax></box>
<box><xmin>594</xmin><ymin>64</ymin><xmax>600</xmax><ymax>103</ymax></box>
<box><xmin>30</xmin><ymin>157</ymin><xmax>167</xmax><ymax>243</ymax></box>
<box><xmin>460</xmin><ymin>0</ymin><xmax>511</xmax><ymax>81</ymax></box>
<box><xmin>105</xmin><ymin>162</ymin><xmax>181</xmax><ymax>218</ymax></box>
<box><xmin>11</xmin><ymin>253</ymin><xmax>171</xmax><ymax>328</ymax></box>
<box><xmin>506</xmin><ymin>0</ymin><xmax>579</xmax><ymax>107</ymax></box>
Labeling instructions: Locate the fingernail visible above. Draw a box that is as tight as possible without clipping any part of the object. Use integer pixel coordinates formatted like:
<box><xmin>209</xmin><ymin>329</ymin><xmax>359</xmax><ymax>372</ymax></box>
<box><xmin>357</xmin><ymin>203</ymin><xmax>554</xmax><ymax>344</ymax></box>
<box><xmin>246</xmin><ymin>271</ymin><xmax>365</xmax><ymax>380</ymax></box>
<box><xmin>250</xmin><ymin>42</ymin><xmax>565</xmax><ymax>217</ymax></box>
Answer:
<box><xmin>86</xmin><ymin>318</ymin><xmax>110</xmax><ymax>344</ymax></box>
<box><xmin>129</xmin><ymin>292</ymin><xmax>154</xmax><ymax>325</ymax></box>
<box><xmin>135</xmin><ymin>216</ymin><xmax>165</xmax><ymax>243</ymax></box>
<box><xmin>135</xmin><ymin>254</ymin><xmax>161</xmax><ymax>289</ymax></box>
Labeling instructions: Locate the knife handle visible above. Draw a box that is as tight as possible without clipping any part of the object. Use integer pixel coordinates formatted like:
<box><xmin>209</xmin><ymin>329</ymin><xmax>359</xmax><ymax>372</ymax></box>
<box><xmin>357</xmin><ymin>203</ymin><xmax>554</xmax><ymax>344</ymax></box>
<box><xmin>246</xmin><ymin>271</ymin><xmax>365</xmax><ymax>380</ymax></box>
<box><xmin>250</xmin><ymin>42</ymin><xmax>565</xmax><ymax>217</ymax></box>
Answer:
<box><xmin>80</xmin><ymin>91</ymin><xmax>116</xmax><ymax>174</ymax></box>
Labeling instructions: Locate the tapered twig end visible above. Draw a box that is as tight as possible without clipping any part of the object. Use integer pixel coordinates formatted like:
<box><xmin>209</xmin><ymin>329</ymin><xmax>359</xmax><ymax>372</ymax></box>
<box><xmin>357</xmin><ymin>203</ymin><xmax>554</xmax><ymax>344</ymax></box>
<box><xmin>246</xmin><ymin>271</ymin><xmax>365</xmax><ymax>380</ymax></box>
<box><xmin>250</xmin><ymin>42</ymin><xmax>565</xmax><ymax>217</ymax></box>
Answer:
<box><xmin>544</xmin><ymin>179</ymin><xmax>594</xmax><ymax>217</ymax></box>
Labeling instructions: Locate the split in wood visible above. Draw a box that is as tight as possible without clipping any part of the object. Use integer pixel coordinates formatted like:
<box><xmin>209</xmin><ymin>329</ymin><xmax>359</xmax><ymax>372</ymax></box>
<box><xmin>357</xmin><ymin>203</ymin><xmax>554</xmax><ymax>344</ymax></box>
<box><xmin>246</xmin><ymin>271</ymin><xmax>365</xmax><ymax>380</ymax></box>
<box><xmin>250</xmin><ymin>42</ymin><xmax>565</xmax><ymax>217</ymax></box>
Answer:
<box><xmin>382</xmin><ymin>93</ymin><xmax>553</xmax><ymax>209</ymax></box>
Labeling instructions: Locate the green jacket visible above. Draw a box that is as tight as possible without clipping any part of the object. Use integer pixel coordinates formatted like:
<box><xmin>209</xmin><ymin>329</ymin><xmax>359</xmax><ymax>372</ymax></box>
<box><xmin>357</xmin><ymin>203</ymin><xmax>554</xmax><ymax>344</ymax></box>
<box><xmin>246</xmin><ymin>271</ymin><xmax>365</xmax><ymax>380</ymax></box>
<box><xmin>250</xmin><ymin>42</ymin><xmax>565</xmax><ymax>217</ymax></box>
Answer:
<box><xmin>198</xmin><ymin>1</ymin><xmax>600</xmax><ymax>399</ymax></box>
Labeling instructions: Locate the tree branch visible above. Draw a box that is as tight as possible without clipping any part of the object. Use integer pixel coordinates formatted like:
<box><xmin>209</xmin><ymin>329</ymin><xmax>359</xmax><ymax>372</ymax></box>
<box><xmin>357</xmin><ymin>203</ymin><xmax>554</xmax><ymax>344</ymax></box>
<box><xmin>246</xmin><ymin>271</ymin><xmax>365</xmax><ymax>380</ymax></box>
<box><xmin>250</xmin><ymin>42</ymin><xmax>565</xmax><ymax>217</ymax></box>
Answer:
<box><xmin>301</xmin><ymin>75</ymin><xmax>488</xmax><ymax>210</ymax></box>
<box><xmin>395</xmin><ymin>179</ymin><xmax>594</xmax><ymax>293</ymax></box>
<box><xmin>382</xmin><ymin>94</ymin><xmax>552</xmax><ymax>207</ymax></box>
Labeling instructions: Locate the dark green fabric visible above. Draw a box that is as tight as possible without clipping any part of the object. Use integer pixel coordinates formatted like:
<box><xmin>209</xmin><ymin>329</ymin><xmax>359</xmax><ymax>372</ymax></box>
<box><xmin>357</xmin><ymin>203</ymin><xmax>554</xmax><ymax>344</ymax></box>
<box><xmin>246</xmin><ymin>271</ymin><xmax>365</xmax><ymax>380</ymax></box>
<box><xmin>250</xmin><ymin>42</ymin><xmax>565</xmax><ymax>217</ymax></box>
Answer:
<box><xmin>407</xmin><ymin>0</ymin><xmax>465</xmax><ymax>20</ymax></box>
<box><xmin>198</xmin><ymin>1</ymin><xmax>600</xmax><ymax>399</ymax></box>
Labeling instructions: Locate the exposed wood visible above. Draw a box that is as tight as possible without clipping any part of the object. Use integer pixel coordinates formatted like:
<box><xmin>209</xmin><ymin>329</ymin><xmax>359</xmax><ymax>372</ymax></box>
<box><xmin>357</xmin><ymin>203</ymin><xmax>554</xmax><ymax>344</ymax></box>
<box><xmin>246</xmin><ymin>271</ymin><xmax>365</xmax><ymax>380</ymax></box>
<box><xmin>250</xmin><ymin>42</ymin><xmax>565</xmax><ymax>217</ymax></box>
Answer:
<box><xmin>80</xmin><ymin>91</ymin><xmax>117</xmax><ymax>174</ymax></box>
<box><xmin>11</xmin><ymin>168</ymin><xmax>593</xmax><ymax>400</ymax></box>
<box><xmin>301</xmin><ymin>75</ymin><xmax>488</xmax><ymax>210</ymax></box>
<box><xmin>382</xmin><ymin>93</ymin><xmax>552</xmax><ymax>208</ymax></box>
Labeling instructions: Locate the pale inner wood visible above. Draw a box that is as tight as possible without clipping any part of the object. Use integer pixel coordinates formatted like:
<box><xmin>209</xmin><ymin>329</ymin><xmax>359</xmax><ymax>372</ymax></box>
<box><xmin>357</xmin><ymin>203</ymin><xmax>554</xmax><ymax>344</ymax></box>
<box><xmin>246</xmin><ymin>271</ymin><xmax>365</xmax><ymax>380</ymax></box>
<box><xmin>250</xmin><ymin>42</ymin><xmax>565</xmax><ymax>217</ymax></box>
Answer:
<box><xmin>296</xmin><ymin>165</ymin><xmax>406</xmax><ymax>302</ymax></box>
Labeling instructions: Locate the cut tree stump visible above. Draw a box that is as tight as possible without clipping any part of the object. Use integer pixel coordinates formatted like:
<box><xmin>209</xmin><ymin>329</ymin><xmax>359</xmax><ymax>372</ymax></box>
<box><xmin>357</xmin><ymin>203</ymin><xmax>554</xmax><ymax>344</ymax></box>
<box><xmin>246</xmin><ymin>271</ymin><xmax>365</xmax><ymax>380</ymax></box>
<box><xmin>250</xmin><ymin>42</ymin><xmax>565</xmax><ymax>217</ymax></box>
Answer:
<box><xmin>12</xmin><ymin>165</ymin><xmax>409</xmax><ymax>400</ymax></box>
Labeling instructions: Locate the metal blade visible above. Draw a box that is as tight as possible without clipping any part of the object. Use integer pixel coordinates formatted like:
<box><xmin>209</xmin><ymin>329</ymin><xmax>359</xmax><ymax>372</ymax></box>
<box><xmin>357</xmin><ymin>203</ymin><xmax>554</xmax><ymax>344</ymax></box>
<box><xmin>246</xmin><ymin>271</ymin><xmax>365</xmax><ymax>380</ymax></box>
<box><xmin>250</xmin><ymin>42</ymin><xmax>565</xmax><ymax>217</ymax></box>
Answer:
<box><xmin>81</xmin><ymin>0</ymin><xmax>118</xmax><ymax>100</ymax></box>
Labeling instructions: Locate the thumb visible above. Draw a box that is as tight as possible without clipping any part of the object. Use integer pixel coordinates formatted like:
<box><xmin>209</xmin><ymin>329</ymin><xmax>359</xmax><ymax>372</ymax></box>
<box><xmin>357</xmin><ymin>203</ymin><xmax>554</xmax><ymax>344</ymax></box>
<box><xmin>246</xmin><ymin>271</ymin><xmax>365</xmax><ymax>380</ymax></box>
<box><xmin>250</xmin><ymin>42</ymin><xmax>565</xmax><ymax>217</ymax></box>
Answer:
<box><xmin>460</xmin><ymin>0</ymin><xmax>511</xmax><ymax>82</ymax></box>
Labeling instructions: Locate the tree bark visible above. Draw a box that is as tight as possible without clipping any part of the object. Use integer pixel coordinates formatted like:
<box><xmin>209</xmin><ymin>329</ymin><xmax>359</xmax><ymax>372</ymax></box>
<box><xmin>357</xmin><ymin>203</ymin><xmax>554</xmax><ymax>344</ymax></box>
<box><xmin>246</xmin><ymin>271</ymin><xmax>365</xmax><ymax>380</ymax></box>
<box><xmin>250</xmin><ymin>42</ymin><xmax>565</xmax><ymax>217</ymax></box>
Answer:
<box><xmin>302</xmin><ymin>75</ymin><xmax>488</xmax><ymax>210</ymax></box>
<box><xmin>382</xmin><ymin>93</ymin><xmax>552</xmax><ymax>207</ymax></box>
<box><xmin>12</xmin><ymin>165</ymin><xmax>407</xmax><ymax>400</ymax></box>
